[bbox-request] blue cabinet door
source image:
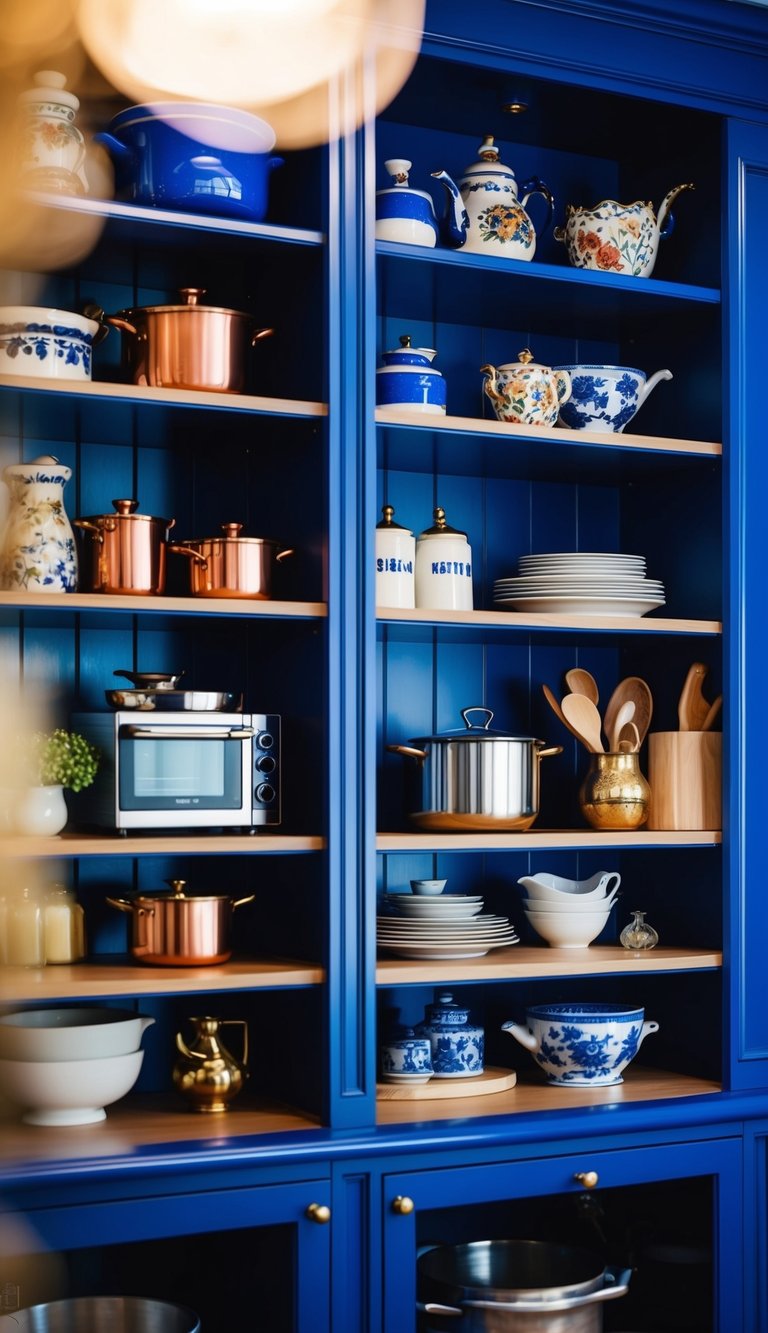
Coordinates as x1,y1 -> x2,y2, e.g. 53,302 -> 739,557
381,1135 -> 742,1332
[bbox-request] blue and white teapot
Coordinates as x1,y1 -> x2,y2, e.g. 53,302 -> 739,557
376,335 -> 447,415
432,135 -> 554,260
375,158 -> 467,248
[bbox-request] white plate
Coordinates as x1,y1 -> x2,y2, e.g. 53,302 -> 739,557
518,552 -> 647,564
385,894 -> 483,906
495,575 -> 662,586
377,938 -> 519,959
493,582 -> 663,594
493,595 -> 664,616
389,906 -> 485,920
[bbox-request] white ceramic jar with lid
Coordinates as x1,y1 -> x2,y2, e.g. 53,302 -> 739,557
17,71 -> 88,195
415,507 -> 473,611
376,505 -> 415,609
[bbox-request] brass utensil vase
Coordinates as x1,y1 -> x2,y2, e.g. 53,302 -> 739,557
579,752 -> 650,830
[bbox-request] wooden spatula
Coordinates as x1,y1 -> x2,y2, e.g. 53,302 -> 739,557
564,668 -> 599,706
561,692 -> 605,753
678,663 -> 711,731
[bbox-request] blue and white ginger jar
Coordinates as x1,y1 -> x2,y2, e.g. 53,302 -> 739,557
502,1001 -> 659,1087
376,334 -> 447,415
380,1028 -> 434,1083
0,454 -> 77,593
417,990 -> 484,1078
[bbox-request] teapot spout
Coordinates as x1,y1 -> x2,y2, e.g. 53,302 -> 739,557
638,367 -> 673,407
657,182 -> 694,239
431,169 -> 468,247
501,1019 -> 540,1054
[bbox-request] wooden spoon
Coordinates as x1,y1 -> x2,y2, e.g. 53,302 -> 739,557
542,682 -> 598,749
617,720 -> 641,753
678,663 -> 712,731
605,677 -> 653,751
609,699 -> 636,752
561,692 -> 605,753
564,667 -> 599,706
702,694 -> 723,731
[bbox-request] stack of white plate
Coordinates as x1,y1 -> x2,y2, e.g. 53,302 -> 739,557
493,552 -> 665,617
377,894 -> 518,959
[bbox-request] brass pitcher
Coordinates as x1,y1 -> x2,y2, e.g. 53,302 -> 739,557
173,1016 -> 249,1113
579,752 -> 650,831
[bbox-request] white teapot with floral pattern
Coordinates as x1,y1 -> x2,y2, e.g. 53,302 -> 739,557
481,349 -> 571,428
432,135 -> 553,261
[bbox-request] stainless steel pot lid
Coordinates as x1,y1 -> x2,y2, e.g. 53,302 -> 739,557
105,688 -> 242,711
418,1239 -> 606,1301
408,706 -> 547,744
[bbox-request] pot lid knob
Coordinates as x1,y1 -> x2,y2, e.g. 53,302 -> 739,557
113,499 -> 139,515
517,348 -> 535,365
477,134 -> 501,162
399,334 -> 412,348
222,522 -> 244,537
377,504 -> 410,531
166,879 -> 188,899
384,159 -> 412,186
420,506 -> 468,539
179,288 -> 206,306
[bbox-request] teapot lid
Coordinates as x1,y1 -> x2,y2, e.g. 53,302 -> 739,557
502,347 -> 553,373
377,158 -> 435,205
377,504 -> 412,533
418,506 -> 468,540
19,71 -> 80,112
381,334 -> 438,367
461,134 -> 516,179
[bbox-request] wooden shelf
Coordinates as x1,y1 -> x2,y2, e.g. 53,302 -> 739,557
377,830 -> 721,852
0,956 -> 324,1002
0,590 -> 326,620
375,1066 -> 722,1126
0,374 -> 327,419
0,832 -> 324,858
0,1093 -> 322,1170
375,408 -> 721,459
376,945 -> 722,985
377,607 -> 721,636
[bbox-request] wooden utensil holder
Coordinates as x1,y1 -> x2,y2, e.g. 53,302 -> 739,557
647,731 -> 722,830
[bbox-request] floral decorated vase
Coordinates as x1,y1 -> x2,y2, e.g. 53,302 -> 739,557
554,364 -> 673,433
17,71 -> 88,196
0,455 -> 77,592
553,184 -> 694,278
481,349 -> 571,428
417,991 -> 484,1078
502,1002 -> 659,1087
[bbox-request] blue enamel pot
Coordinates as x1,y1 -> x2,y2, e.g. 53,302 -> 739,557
94,102 -> 283,221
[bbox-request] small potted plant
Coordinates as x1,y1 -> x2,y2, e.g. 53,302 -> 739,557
15,728 -> 100,836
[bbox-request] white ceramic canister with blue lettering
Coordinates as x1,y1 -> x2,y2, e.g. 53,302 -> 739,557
376,334 -> 447,415
376,505 -> 415,609
415,507 -> 473,611
416,991 -> 484,1078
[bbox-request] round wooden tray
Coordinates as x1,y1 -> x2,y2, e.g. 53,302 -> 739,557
376,1066 -> 516,1100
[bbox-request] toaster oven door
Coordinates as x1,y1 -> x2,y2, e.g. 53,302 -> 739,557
118,719 -> 253,827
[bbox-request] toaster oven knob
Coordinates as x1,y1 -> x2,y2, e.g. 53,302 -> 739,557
255,782 -> 276,804
257,731 -> 274,750
256,754 -> 277,774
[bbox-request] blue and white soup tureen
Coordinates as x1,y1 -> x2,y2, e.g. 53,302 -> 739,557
376,334 -> 447,415
417,991 -> 484,1078
502,1001 -> 659,1087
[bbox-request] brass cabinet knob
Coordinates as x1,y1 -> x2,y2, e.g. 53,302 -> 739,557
573,1171 -> 599,1189
306,1202 -> 331,1224
392,1195 -> 415,1215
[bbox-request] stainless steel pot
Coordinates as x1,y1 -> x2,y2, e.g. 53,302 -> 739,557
387,706 -> 562,831
104,668 -> 242,711
168,523 -> 293,598
418,1240 -> 632,1332
106,878 -> 255,966
94,288 -> 273,393
74,499 -> 174,594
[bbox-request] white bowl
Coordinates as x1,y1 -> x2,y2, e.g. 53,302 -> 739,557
519,891 -> 619,914
0,1050 -> 144,1125
410,879 -> 447,896
524,907 -> 611,948
0,306 -> 99,382
518,872 -> 620,902
0,1007 -> 155,1062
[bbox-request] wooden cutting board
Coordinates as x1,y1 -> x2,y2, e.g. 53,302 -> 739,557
376,1066 -> 516,1100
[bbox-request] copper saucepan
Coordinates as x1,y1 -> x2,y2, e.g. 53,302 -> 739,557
92,288 -> 274,394
106,879 -> 255,966
169,523 -> 293,598
74,499 -> 174,594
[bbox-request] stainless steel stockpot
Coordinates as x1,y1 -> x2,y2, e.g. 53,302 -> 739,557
74,499 -> 174,594
106,878 -> 255,966
387,706 -> 562,832
418,1239 -> 632,1332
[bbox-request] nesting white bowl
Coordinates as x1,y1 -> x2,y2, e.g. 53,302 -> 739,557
0,1050 -> 145,1125
518,871 -> 620,902
523,907 -> 611,948
520,891 -> 619,914
0,1007 -> 154,1062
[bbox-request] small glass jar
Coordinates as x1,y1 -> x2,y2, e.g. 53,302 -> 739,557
6,885 -> 45,967
43,883 -> 86,963
620,909 -> 659,953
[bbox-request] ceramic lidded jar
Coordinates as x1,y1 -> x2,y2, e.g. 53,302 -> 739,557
417,991 -> 484,1078
0,455 -> 77,592
375,159 -> 439,247
17,72 -> 88,196
376,505 -> 415,609
415,507 -> 473,611
380,1028 -> 434,1083
481,349 -> 572,428
376,335 -> 447,415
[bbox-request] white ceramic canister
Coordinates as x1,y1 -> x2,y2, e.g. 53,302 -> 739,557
415,507 -> 473,611
376,335 -> 447,415
17,71 -> 88,195
376,505 -> 415,609
0,454 -> 77,592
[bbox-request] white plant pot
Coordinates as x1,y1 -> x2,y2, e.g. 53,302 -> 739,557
15,785 -> 68,837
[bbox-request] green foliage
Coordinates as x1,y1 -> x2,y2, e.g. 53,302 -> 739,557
31,729 -> 100,793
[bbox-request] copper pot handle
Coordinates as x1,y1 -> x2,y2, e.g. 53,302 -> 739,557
73,518 -> 104,543
167,545 -> 209,569
232,895 -> 256,909
386,743 -> 428,762
104,314 -> 139,337
538,746 -> 564,759
106,896 -> 154,917
251,326 -> 274,347
276,548 -> 295,563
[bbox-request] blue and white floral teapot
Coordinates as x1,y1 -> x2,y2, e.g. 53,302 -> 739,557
432,135 -> 554,260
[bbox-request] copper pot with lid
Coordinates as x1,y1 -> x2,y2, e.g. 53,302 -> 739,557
169,523 -> 293,599
106,878 -> 255,966
92,288 -> 274,393
74,499 -> 174,594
